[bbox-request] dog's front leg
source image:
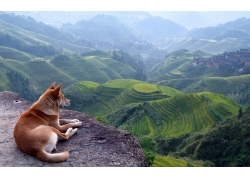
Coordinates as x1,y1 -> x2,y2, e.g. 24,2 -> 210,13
52,120 -> 82,132
59,119 -> 80,125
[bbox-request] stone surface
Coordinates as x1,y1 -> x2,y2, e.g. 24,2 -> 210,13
0,91 -> 148,167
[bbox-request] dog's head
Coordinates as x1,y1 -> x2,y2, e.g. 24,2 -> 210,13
47,82 -> 70,108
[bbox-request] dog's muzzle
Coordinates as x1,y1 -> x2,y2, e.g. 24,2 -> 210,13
59,99 -> 70,108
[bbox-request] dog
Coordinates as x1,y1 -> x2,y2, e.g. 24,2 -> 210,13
13,82 -> 82,163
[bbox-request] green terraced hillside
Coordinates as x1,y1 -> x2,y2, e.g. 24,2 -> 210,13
107,91 -> 239,139
151,155 -> 204,167
0,46 -> 33,62
0,64 -> 11,91
148,49 -> 238,84
148,49 -> 213,83
157,74 -> 250,106
161,37 -> 250,55
0,49 -> 148,100
1,59 -> 77,92
63,79 -> 183,117
51,54 -> 137,84
64,79 -> 239,139
64,79 -> 240,167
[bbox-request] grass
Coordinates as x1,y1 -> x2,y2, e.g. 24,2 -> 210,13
65,79 -> 239,140
64,79 -> 183,117
159,74 -> 250,106
0,68 -> 11,91
51,55 -> 136,84
152,155 -> 205,167
148,92 -> 239,138
104,79 -> 144,89
24,61 -> 76,91
132,84 -> 160,93
0,46 -> 33,62
161,37 -> 250,55
148,49 -> 212,83
152,155 -> 187,167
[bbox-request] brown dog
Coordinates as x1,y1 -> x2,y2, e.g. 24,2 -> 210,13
13,82 -> 82,163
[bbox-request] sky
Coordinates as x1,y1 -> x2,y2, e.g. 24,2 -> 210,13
1,0 -> 250,11
2,0 -> 250,29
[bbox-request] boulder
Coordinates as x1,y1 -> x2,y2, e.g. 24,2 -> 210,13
0,91 -> 148,167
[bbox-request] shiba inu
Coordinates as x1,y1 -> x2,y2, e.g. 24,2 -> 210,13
13,82 -> 82,163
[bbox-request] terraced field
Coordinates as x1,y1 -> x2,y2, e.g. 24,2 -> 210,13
53,55 -> 136,84
152,155 -> 203,167
148,49 -> 212,83
107,91 -> 239,139
0,46 -> 33,62
149,92 -> 239,138
66,79 -> 183,117
65,79 -> 239,142
152,155 -> 187,167
157,73 -> 250,106
0,69 -> 11,91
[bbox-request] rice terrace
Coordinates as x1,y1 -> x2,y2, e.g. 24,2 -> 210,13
1,11 -> 250,167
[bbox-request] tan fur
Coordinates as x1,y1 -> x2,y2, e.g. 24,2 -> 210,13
13,82 -> 82,163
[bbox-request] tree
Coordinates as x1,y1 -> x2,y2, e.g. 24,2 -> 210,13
237,107 -> 243,119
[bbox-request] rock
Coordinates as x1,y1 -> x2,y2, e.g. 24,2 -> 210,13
0,91 -> 148,167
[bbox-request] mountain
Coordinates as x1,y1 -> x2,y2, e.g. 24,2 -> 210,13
60,14 -> 146,47
0,12 -> 74,43
148,49 -> 250,106
10,11 -> 152,28
148,49 -> 214,83
63,79 -> 239,139
186,17 -> 250,40
158,105 -> 250,167
160,18 -> 250,54
158,74 -> 250,106
0,12 -> 93,55
132,16 -> 188,44
63,79 -> 240,167
63,79 -> 183,115
0,50 -> 147,101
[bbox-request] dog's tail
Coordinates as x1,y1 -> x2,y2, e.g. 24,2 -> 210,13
36,149 -> 69,163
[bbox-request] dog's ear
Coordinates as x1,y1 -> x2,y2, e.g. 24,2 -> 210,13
48,82 -> 56,90
53,83 -> 62,96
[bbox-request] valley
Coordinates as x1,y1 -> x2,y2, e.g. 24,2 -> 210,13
1,11 -> 250,167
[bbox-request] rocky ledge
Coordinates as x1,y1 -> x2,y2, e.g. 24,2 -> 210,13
0,91 -> 148,167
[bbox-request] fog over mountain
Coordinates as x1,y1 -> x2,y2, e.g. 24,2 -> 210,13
10,11 -> 250,29
150,11 -> 250,29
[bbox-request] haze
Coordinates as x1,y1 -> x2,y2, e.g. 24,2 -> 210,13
10,11 -> 250,29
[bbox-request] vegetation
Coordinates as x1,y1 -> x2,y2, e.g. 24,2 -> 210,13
2,12 -> 250,167
64,79 -> 182,117
148,49 -> 213,83
168,106 -> 250,167
63,80 -> 241,167
6,69 -> 37,101
0,49 -> 149,101
0,46 -> 33,62
158,74 -> 250,106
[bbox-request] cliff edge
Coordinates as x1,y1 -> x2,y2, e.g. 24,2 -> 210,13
0,91 -> 148,167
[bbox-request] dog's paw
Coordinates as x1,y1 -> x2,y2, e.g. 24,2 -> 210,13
72,119 -> 80,122
70,128 -> 78,137
67,127 -> 73,133
74,121 -> 82,127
